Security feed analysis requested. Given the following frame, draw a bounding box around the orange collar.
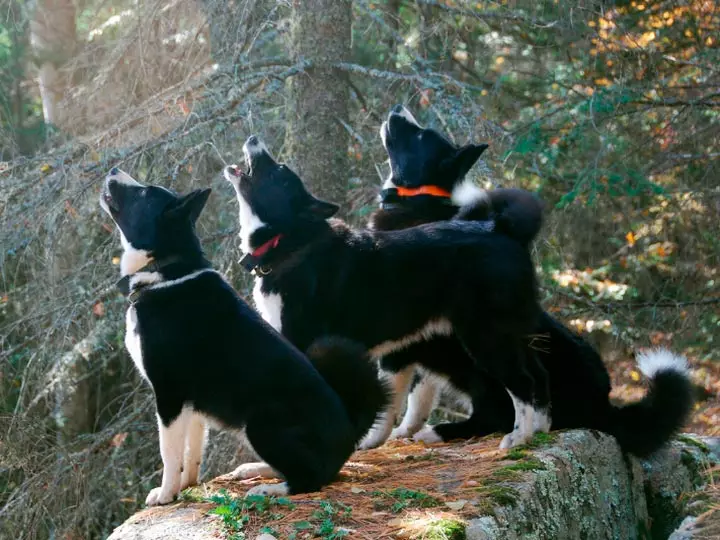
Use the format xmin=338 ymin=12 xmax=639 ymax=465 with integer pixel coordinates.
xmin=395 ymin=185 xmax=452 ymax=198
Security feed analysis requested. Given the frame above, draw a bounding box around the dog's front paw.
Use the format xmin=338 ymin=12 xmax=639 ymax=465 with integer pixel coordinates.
xmin=358 ymin=425 xmax=392 ymax=450
xmin=499 ymin=430 xmax=532 ymax=450
xmin=145 ymin=486 xmax=177 ymax=506
xmin=245 ymin=482 xmax=289 ymax=498
xmin=389 ymin=426 xmax=415 ymax=440
xmin=532 ymin=409 xmax=552 ymax=433
xmin=412 ymin=426 xmax=442 ymax=444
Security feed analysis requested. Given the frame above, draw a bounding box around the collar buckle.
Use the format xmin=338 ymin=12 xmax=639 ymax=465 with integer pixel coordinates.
xmin=240 ymin=234 xmax=283 ymax=275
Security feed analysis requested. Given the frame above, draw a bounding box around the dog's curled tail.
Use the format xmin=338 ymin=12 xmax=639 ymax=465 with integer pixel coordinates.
xmin=306 ymin=337 xmax=391 ymax=441
xmin=607 ymin=348 xmax=694 ymax=457
xmin=453 ymin=188 xmax=543 ymax=247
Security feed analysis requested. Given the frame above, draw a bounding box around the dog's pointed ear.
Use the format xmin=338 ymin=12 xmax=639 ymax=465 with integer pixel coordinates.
xmin=299 ymin=195 xmax=339 ymax=221
xmin=165 ymin=188 xmax=212 ymax=223
xmin=443 ymin=143 xmax=489 ymax=179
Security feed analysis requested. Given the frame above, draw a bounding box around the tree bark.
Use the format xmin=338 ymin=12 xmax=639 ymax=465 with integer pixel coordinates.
xmin=29 ymin=0 xmax=76 ymax=127
xmin=284 ymin=0 xmax=352 ymax=202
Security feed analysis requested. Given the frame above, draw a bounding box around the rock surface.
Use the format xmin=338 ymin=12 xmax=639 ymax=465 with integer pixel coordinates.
xmin=107 ymin=431 xmax=717 ymax=540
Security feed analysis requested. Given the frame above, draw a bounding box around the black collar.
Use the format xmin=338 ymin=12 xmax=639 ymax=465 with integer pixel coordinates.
xmin=116 ymin=255 xmax=183 ymax=303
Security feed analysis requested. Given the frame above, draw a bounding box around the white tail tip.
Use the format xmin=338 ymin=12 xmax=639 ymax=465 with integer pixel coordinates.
xmin=636 ymin=348 xmax=689 ymax=378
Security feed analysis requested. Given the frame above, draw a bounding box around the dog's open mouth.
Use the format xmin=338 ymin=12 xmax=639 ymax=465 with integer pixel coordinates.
xmin=102 ymin=189 xmax=120 ymax=213
xmin=224 ymin=164 xmax=250 ymax=182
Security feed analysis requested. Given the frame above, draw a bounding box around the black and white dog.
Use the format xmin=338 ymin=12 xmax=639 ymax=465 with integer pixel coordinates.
xmin=224 ymin=136 xmax=552 ymax=451
xmin=366 ymin=104 xmax=694 ymax=456
xmin=99 ymin=169 xmax=389 ymax=504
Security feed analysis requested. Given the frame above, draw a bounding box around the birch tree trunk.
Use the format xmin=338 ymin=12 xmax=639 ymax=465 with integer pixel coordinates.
xmin=29 ymin=0 xmax=76 ymax=127
xmin=284 ymin=0 xmax=352 ymax=202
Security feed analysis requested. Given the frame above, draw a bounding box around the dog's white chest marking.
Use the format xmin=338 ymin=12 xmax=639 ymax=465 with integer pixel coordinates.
xmin=236 ymin=193 xmax=266 ymax=254
xmin=125 ymin=306 xmax=149 ymax=381
xmin=252 ymin=278 xmax=283 ymax=332
xmin=370 ymin=318 xmax=453 ymax=358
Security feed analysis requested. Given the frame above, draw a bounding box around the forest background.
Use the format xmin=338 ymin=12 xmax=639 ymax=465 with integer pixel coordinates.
xmin=0 ymin=1 xmax=718 ymax=538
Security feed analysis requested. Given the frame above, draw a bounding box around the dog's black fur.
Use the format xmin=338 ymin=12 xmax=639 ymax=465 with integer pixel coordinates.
xmin=368 ymin=105 xmax=694 ymax=456
xmin=225 ymin=136 xmax=557 ymax=451
xmin=99 ymin=169 xmax=389 ymax=504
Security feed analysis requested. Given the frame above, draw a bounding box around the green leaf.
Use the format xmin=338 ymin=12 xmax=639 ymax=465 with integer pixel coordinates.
xmin=294 ymin=520 xmax=313 ymax=530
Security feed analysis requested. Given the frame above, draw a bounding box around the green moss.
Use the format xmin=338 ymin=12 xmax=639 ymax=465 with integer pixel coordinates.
xmin=372 ymin=488 xmax=442 ymax=513
xmin=502 ymin=456 xmax=546 ymax=472
xmin=527 ymin=432 xmax=557 ymax=448
xmin=505 ymin=448 xmax=528 ymax=460
xmin=489 ymin=468 xmax=522 ymax=482
xmin=422 ymin=518 xmax=466 ymax=540
xmin=680 ymin=448 xmax=705 ymax=486
xmin=476 ymin=485 xmax=520 ymax=510
xmin=676 ymin=435 xmax=710 ymax=453
xmin=178 ymin=486 xmax=205 ymax=503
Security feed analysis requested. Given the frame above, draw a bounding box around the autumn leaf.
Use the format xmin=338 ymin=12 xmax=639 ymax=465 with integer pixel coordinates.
xmin=93 ymin=302 xmax=105 ymax=318
xmin=625 ymin=231 xmax=636 ymax=247
xmin=40 ymin=163 xmax=52 ymax=173
xmin=111 ymin=432 xmax=128 ymax=448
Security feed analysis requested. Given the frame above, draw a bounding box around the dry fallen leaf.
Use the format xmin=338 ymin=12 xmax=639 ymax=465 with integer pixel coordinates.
xmin=445 ymin=500 xmax=467 ymax=511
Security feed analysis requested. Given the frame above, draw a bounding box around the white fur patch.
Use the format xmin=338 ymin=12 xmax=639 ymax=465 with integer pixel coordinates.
xmin=108 ymin=169 xmax=143 ymax=187
xmin=370 ymin=318 xmax=453 ymax=358
xmin=119 ymin=231 xmax=152 ymax=276
xmin=245 ymin=482 xmax=289 ymax=498
xmin=391 ymin=376 xmax=440 ymax=439
xmin=413 ymin=425 xmax=442 ymax=444
xmin=146 ymin=408 xmax=193 ymax=506
xmin=533 ymin=408 xmax=552 ymax=433
xmin=382 ymin=176 xmax=397 ymax=190
xmin=358 ymin=366 xmax=415 ymax=450
xmin=252 ymin=278 xmax=283 ymax=332
xmin=181 ymin=412 xmax=207 ymax=490
xmin=450 ymin=177 xmax=488 ymax=208
xmin=228 ymin=462 xmax=280 ymax=480
xmin=147 ymin=269 xmax=219 ymax=291
xmin=636 ymin=348 xmax=689 ymax=378
xmin=243 ymin=137 xmax=271 ymax=161
xmin=226 ymin=183 xmax=267 ymax=254
xmin=499 ymin=391 xmax=536 ymax=450
xmin=391 ymin=106 xmax=421 ymax=127
xmin=125 ymin=306 xmax=148 ymax=382
xmin=380 ymin=121 xmax=389 ymax=149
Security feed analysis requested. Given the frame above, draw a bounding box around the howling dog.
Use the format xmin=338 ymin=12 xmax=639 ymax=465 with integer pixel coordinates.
xmin=100 ymin=169 xmax=388 ymax=503
xmin=225 ymin=135 xmax=552 ymax=451
xmin=363 ymin=104 xmax=693 ymax=456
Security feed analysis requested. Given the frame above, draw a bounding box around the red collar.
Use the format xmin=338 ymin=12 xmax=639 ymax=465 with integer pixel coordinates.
xmin=252 ymin=234 xmax=283 ymax=258
xmin=395 ymin=185 xmax=452 ymax=198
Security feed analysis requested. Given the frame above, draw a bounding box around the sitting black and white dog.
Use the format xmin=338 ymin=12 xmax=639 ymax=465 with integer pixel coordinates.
xmin=365 ymin=104 xmax=694 ymax=456
xmin=99 ymin=169 xmax=389 ymax=504
xmin=224 ymin=135 xmax=553 ymax=451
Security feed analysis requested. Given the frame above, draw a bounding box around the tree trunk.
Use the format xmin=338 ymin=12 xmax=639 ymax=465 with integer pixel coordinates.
xmin=284 ymin=0 xmax=352 ymax=202
xmin=29 ymin=0 xmax=76 ymax=127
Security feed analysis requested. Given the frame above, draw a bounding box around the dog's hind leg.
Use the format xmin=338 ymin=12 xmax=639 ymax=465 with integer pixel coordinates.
xmin=244 ymin=412 xmax=339 ymax=496
xmin=358 ymin=365 xmax=415 ymax=450
xmin=180 ymin=411 xmax=206 ymax=490
xmin=455 ymin=330 xmax=550 ymax=449
xmin=146 ymin=406 xmax=191 ymax=506
xmin=417 ymin=380 xmax=514 ymax=443
xmin=390 ymin=374 xmax=440 ymax=440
